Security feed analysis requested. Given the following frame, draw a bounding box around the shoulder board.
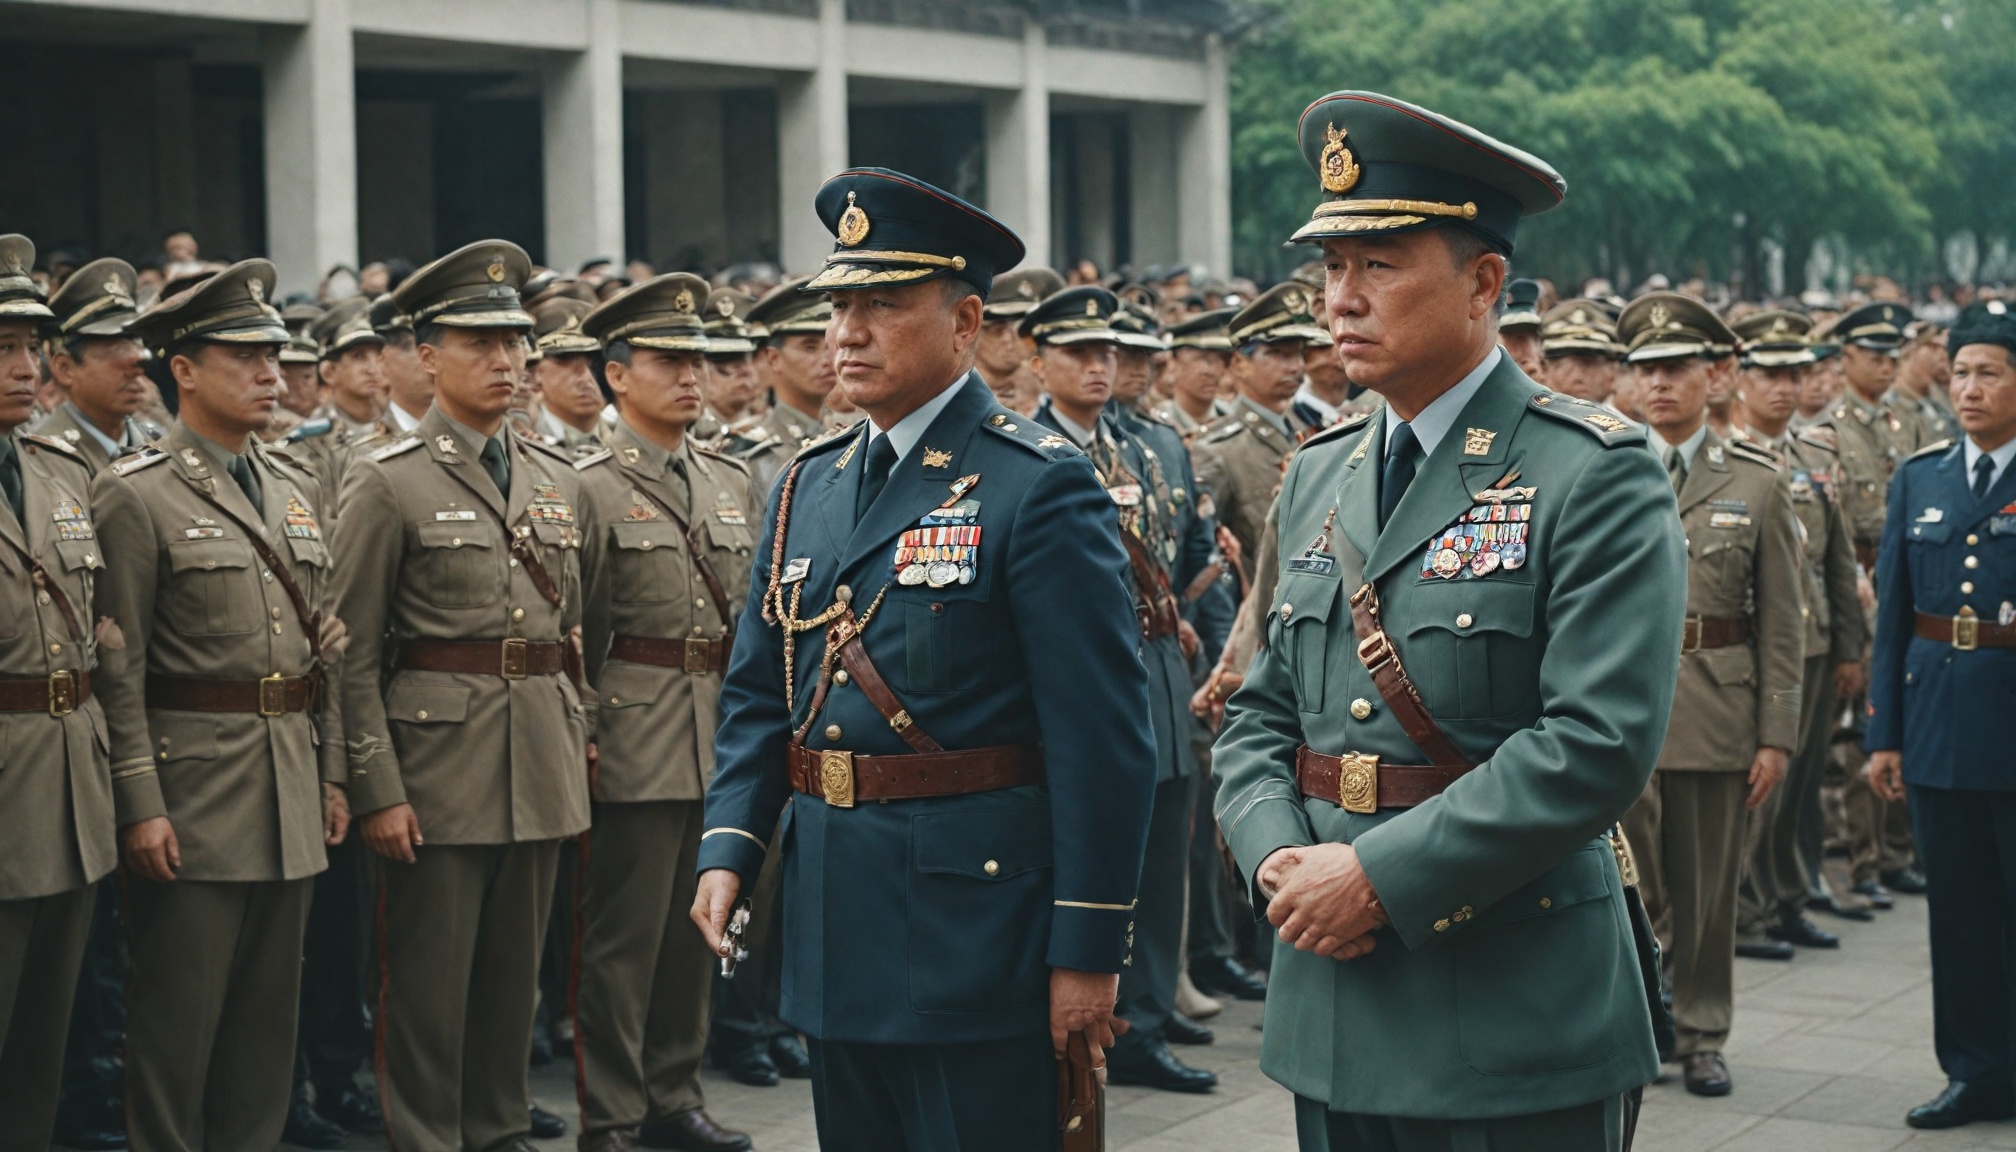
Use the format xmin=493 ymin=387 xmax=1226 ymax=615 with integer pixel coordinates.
xmin=787 ymin=426 xmax=853 ymax=462
xmin=981 ymin=413 xmax=1081 ymax=459
xmin=110 ymin=446 xmax=169 ymax=477
xmin=694 ymin=443 xmax=750 ymax=472
xmin=1795 ymin=425 xmax=1837 ymax=452
xmin=734 ymin=433 xmax=785 ymax=460
xmin=369 ymin=436 xmax=424 ymax=462
xmin=519 ymin=435 xmax=577 ymax=467
xmin=572 ymin=447 xmax=614 ymax=472
xmin=1295 ymin=410 xmax=1375 ymax=454
xmin=1906 ymin=438 xmax=1954 ymax=462
xmin=1725 ymin=439 xmax=1782 ymax=470
xmin=287 ymin=418 xmax=333 ymax=443
xmin=1200 ymin=421 xmax=1245 ymax=445
xmin=1526 ymin=392 xmax=1645 ymax=446
xmin=20 ymin=433 xmax=79 ymax=457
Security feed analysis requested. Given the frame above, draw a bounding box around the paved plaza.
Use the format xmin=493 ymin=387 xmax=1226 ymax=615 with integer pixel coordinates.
xmin=308 ymin=878 xmax=2002 ymax=1152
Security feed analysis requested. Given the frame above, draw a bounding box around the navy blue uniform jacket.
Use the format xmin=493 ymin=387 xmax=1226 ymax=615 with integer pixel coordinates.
xmin=1868 ymin=439 xmax=2016 ymax=788
xmin=697 ymin=373 xmax=1158 ymax=1044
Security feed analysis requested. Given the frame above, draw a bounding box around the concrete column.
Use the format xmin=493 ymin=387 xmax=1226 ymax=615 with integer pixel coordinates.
xmin=983 ymin=17 xmax=1050 ymax=267
xmin=776 ymin=0 xmax=849 ymax=275
xmin=261 ymin=0 xmax=357 ymax=296
xmin=1176 ymin=33 xmax=1232 ymax=278
xmin=1128 ymin=105 xmax=1179 ymax=269
xmin=543 ymin=0 xmax=625 ymax=273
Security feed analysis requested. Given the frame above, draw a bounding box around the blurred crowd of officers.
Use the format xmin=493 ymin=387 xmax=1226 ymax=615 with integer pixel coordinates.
xmin=0 ymin=211 xmax=2004 ymax=1152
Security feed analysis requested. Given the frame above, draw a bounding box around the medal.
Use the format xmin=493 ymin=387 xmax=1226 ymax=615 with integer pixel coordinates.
xmin=1470 ymin=550 xmax=1500 ymax=577
xmin=1432 ymin=548 xmax=1463 ymax=579
xmin=1502 ymin=541 xmax=1526 ymax=569
xmin=926 ymin=561 xmax=959 ymax=588
xmin=899 ymin=564 xmax=927 ymax=586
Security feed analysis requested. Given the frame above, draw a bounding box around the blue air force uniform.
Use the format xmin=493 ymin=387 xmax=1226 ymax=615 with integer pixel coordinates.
xmin=697 ymin=169 xmax=1157 ymax=1151
xmin=1868 ymin=317 xmax=2016 ymax=1118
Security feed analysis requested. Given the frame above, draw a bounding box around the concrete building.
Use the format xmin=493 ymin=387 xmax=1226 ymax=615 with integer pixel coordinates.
xmin=0 ymin=0 xmax=1239 ymax=294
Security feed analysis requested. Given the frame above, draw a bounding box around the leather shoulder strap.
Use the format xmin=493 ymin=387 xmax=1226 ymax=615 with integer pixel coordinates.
xmin=1347 ymin=581 xmax=1471 ymax=769
xmin=0 ymin=531 xmax=84 ymax=643
xmin=625 ymin=480 xmax=736 ymax=643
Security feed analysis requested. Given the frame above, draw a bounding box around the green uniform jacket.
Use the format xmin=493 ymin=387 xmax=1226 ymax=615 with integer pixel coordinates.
xmin=1214 ymin=360 xmax=1684 ymax=1118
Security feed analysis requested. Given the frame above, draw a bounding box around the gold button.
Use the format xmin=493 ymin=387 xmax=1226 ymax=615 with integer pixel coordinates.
xmin=1962 ymin=582 xmax=1975 ymax=594
xmin=983 ymin=860 xmax=1000 ymax=876
xmin=451 ymin=537 xmax=462 ymax=547
xmin=48 ymin=643 xmax=60 ymax=654
xmin=696 ymin=598 xmax=708 ymax=609
xmin=159 ymin=736 xmax=169 ymax=746
xmin=83 ymin=554 xmax=93 ymax=566
xmin=416 ymin=709 xmax=429 ymax=720
xmin=1350 ymin=698 xmax=1372 ymax=720
xmin=512 ymin=608 xmax=525 ymax=621
xmin=1456 ymin=613 xmax=1474 ymax=628
xmin=836 ymin=585 xmax=853 ymax=603
xmin=204 ymin=560 xmax=216 ymax=569
xmin=263 ymin=571 xmax=273 ymax=582
xmin=1280 ymin=602 xmax=1293 ymax=620
xmin=1539 ymin=897 xmax=1552 ymax=909
xmin=1434 ymin=919 xmax=1450 ymax=932
xmin=641 ymin=539 xmax=654 ymax=549
xmin=36 ymin=591 xmax=49 ymax=605
xmin=692 ymin=625 xmax=704 ymax=635
xmin=834 ymin=669 xmax=851 ymax=686
xmin=609 ymin=696 xmax=621 ymax=705
xmin=1969 ymin=534 xmax=1981 ymax=545
xmin=509 ymin=558 xmax=519 ymax=568
xmin=272 ymin=623 xmax=283 ymax=634
xmin=1966 ymin=555 xmax=1980 ymax=569
xmin=825 ymin=724 xmax=842 ymax=741
xmin=271 ymin=607 xmax=282 ymax=619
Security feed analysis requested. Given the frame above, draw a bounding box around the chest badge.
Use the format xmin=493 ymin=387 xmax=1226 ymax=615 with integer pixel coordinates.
xmin=1422 ymin=500 xmax=1532 ymax=581
xmin=283 ymin=495 xmax=322 ymax=540
xmin=625 ymin=490 xmax=661 ymax=522
xmin=714 ymin=491 xmax=747 ymax=526
xmin=527 ymin=481 xmax=574 ymax=524
xmin=1462 ymin=428 xmax=1496 ymax=456
xmin=1287 ymin=507 xmax=1339 ymax=576
xmin=1916 ymin=507 xmax=1944 ymax=523
xmin=49 ymin=495 xmax=93 ymax=541
xmin=920 ymin=447 xmax=953 ymax=469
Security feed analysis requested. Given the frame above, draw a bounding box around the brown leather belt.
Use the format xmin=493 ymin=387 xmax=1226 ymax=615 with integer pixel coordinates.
xmin=0 ymin=670 xmax=92 ymax=716
xmin=1916 ymin=610 xmax=2016 ymax=651
xmin=400 ymin=638 xmax=565 ymax=679
xmin=1681 ymin=615 xmax=1751 ymax=653
xmin=609 ymin=634 xmax=731 ymax=674
xmin=1296 ymin=745 xmax=1469 ymax=814
xmin=146 ymin=672 xmax=314 ymax=715
xmin=786 ymin=743 xmax=1043 ymax=808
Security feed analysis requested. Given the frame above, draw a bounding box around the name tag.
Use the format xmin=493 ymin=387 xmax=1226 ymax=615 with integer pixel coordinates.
xmin=1286 ymin=553 xmax=1337 ymax=576
xmin=184 ymin=527 xmax=225 ymax=540
xmin=435 ymin=510 xmax=478 ymax=521
xmin=781 ymin=558 xmax=811 ymax=585
xmin=1709 ymin=512 xmax=1752 ymax=529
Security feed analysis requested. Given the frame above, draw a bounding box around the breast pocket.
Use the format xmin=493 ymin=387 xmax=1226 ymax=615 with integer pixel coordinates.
xmin=165 ymin=539 xmax=256 ymax=635
xmin=1273 ymin=571 xmax=1342 ymax=713
xmin=413 ymin=522 xmax=502 ymax=609
xmin=898 ymin=585 xmax=991 ymax=696
xmin=1403 ymin=580 xmax=1538 ymax=719
xmin=286 ymin=536 xmax=330 ymax=599
xmin=607 ymin=521 xmax=683 ymax=605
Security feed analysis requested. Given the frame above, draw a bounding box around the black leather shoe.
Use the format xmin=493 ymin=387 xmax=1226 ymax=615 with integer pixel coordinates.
xmin=1851 ymin=881 xmax=1896 ymax=910
xmin=1190 ymin=955 xmax=1267 ymax=1001
xmin=530 ymin=1104 xmax=568 ymax=1140
xmin=714 ymin=1044 xmax=779 ymax=1087
xmin=1882 ymin=867 xmax=1929 ymax=895
xmin=578 ymin=1129 xmax=637 ymax=1152
xmin=1735 ymin=937 xmax=1795 ymax=961
xmin=1165 ymin=1012 xmax=1215 ymax=1045
xmin=1907 ymin=1080 xmax=2016 ymax=1129
xmin=1107 ymin=1040 xmax=1218 ymax=1093
xmin=284 ymin=1091 xmax=348 ymax=1149
xmin=1808 ymin=893 xmax=1876 ymax=922
xmin=770 ymin=1032 xmax=811 ymax=1079
xmin=638 ymin=1109 xmax=753 ymax=1152
xmin=1767 ymin=914 xmax=1840 ymax=949
xmin=1682 ymin=1052 xmax=1733 ymax=1097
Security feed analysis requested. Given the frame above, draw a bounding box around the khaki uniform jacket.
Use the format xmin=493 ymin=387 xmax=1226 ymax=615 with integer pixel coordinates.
xmin=333 ymin=407 xmax=591 ymax=844
xmin=0 ymin=433 xmax=114 ymax=900
xmin=90 ymin=424 xmax=338 ymax=882
xmin=1829 ymin=391 xmax=1925 ymax=550
xmin=734 ymin=404 xmax=836 ymax=498
xmin=1756 ymin=427 xmax=1865 ymax=663
xmin=575 ymin=424 xmax=757 ymax=801
xmin=32 ymin=405 xmax=159 ymax=476
xmin=1658 ymin=430 xmax=1805 ymax=770
xmin=1191 ymin=396 xmax=1314 ymax=566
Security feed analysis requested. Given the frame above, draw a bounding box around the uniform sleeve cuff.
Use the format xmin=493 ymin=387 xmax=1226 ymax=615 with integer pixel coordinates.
xmin=345 ymin=754 xmax=407 ymax=816
xmin=696 ymin=828 xmax=767 ymax=881
xmin=1047 ymin=903 xmax=1136 ymax=973
xmin=112 ymin=763 xmax=167 ymax=826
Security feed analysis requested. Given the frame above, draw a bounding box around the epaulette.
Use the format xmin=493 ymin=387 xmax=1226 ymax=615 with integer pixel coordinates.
xmin=695 ymin=443 xmax=750 ymax=472
xmin=287 ymin=418 xmax=334 ymax=443
xmin=110 ymin=446 xmax=169 ymax=477
xmin=1725 ymin=439 xmax=1782 ymax=470
xmin=1906 ymin=438 xmax=1955 ymax=462
xmin=1527 ymin=392 xmax=1645 ymax=446
xmin=572 ymin=447 xmax=614 ymax=471
xmin=982 ymin=411 xmax=1080 ymax=459
xmin=368 ymin=436 xmax=423 ymax=462
xmin=735 ymin=433 xmax=785 ymax=460
xmin=20 ymin=433 xmax=79 ymax=457
xmin=1200 ymin=420 xmax=1245 ymax=445
xmin=256 ymin=442 xmax=319 ymax=484
xmin=786 ymin=426 xmax=852 ymax=462
xmin=520 ymin=435 xmax=578 ymax=467
xmin=1295 ymin=410 xmax=1375 ymax=454
xmin=1795 ymin=425 xmax=1837 ymax=452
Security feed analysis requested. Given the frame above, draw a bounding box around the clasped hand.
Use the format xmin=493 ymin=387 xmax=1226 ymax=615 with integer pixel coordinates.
xmin=1260 ymin=842 xmax=1386 ymax=961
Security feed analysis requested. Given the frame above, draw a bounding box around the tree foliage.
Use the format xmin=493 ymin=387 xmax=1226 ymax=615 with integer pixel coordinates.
xmin=1229 ymin=0 xmax=2016 ymax=290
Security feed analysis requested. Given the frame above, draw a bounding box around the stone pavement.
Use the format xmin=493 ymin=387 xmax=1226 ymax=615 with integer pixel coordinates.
xmin=338 ymin=881 xmax=1998 ymax=1152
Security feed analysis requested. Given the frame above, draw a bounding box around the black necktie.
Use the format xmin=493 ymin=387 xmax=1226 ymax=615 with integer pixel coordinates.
xmin=1379 ymin=421 xmax=1419 ymax=529
xmin=1667 ymin=447 xmax=1688 ymax=494
xmin=1974 ymin=453 xmax=1997 ymax=501
xmin=856 ymin=435 xmax=897 ymax=521
xmin=480 ymin=438 xmax=511 ymax=495
xmin=228 ymin=454 xmax=262 ymax=511
xmin=0 ymin=441 xmax=20 ymax=524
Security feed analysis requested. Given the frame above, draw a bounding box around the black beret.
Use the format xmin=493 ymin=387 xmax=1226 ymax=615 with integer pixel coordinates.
xmin=1950 ymin=314 xmax=2016 ymax=363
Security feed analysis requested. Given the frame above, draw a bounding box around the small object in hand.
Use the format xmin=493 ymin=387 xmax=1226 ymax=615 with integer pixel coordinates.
xmin=719 ymin=898 xmax=752 ymax=978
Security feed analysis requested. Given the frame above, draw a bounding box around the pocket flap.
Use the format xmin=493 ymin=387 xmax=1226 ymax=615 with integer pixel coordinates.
xmin=53 ymin=539 xmax=102 ymax=571
xmin=385 ymin=681 xmax=473 ymax=724
xmin=287 ymin=537 xmax=330 ymax=568
xmin=1406 ymin=580 xmax=1535 ymax=639
xmin=706 ymin=518 xmax=752 ymax=552
xmin=1276 ymin=571 xmax=1342 ymax=628
xmin=416 ymin=522 xmax=492 ymax=549
xmin=596 ymin=662 xmax=665 ymax=709
xmin=914 ymin=804 xmax=1054 ymax=881
xmin=610 ymin=521 xmax=679 ymax=553
xmin=1698 ymin=645 xmax=1756 ymax=687
xmin=166 ymin=538 xmax=251 ymax=572
xmin=1908 ymin=521 xmax=1952 ymax=545
xmin=151 ymin=717 xmax=219 ymax=761
xmin=1475 ymin=842 xmax=1613 ymax=926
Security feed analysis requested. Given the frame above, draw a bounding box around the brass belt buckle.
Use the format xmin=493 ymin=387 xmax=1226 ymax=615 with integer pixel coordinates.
xmin=1337 ymin=752 xmax=1380 ymax=814
xmin=1680 ymin=615 xmax=1702 ymax=655
xmin=501 ymin=637 xmax=530 ymax=680
xmin=1954 ymin=610 xmax=1979 ymax=652
xmin=683 ymin=637 xmax=712 ymax=675
xmin=1355 ymin=630 xmax=1393 ymax=669
xmin=819 ymin=750 xmax=856 ymax=809
xmin=47 ymin=670 xmax=76 ymax=717
xmin=258 ymin=674 xmax=288 ymax=716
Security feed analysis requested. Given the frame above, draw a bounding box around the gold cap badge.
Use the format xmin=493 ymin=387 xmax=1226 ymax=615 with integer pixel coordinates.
xmin=486 ymin=258 xmax=506 ymax=283
xmin=673 ymin=288 xmax=694 ymax=314
xmin=248 ymin=278 xmax=265 ymax=304
xmin=1320 ymin=123 xmax=1361 ymax=195
xmin=837 ymin=191 xmax=871 ymax=248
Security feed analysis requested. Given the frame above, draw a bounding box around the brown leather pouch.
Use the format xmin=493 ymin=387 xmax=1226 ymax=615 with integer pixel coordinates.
xmin=1057 ymin=1031 xmax=1103 ymax=1152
